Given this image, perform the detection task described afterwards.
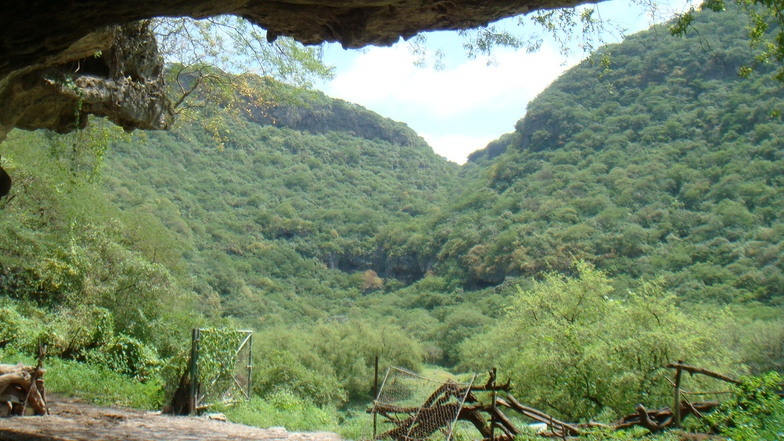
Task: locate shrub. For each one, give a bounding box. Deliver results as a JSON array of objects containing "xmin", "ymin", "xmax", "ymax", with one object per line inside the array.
[
  {"xmin": 459, "ymin": 262, "xmax": 741, "ymax": 420},
  {"xmin": 98, "ymin": 335, "xmax": 161, "ymax": 381},
  {"xmin": 224, "ymin": 392, "xmax": 338, "ymax": 432},
  {"xmin": 705, "ymin": 372, "xmax": 784, "ymax": 440},
  {"xmin": 0, "ymin": 306, "xmax": 26, "ymax": 348}
]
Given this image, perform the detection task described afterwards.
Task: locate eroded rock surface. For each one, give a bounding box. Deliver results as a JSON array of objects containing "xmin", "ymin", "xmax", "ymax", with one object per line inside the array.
[
  {"xmin": 0, "ymin": 395, "xmax": 344, "ymax": 441},
  {"xmin": 1, "ymin": 1, "xmax": 591, "ymax": 78},
  {"xmin": 0, "ymin": 22, "xmax": 172, "ymax": 143}
]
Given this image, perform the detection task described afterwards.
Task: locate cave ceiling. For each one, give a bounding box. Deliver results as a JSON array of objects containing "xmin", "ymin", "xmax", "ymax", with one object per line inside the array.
[{"xmin": 0, "ymin": 0, "xmax": 595, "ymax": 145}]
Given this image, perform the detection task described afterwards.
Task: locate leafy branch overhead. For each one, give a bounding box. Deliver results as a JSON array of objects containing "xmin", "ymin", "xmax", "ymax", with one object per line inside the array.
[
  {"xmin": 151, "ymin": 16, "xmax": 334, "ymax": 115},
  {"xmin": 671, "ymin": 0, "xmax": 784, "ymax": 79}
]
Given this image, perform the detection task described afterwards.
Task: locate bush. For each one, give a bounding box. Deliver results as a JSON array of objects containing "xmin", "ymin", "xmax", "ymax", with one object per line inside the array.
[
  {"xmin": 53, "ymin": 305, "xmax": 115, "ymax": 359},
  {"xmin": 0, "ymin": 305, "xmax": 27, "ymax": 348},
  {"xmin": 95, "ymin": 335, "xmax": 161, "ymax": 381},
  {"xmin": 224, "ymin": 392, "xmax": 338, "ymax": 432},
  {"xmin": 252, "ymin": 345, "xmax": 346, "ymax": 407},
  {"xmin": 458, "ymin": 262, "xmax": 741, "ymax": 420},
  {"xmin": 44, "ymin": 358, "xmax": 164, "ymax": 409},
  {"xmin": 705, "ymin": 372, "xmax": 784, "ymax": 440}
]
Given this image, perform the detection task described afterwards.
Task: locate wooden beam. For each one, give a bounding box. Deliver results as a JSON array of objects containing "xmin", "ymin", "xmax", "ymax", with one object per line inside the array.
[{"xmin": 666, "ymin": 363, "xmax": 741, "ymax": 385}]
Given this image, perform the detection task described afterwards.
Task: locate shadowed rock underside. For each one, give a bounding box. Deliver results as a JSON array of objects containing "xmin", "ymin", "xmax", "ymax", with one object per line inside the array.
[{"xmin": 0, "ymin": 0, "xmax": 596, "ymax": 142}]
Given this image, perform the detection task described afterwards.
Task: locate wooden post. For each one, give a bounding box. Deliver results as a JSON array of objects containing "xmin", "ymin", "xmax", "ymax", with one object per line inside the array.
[
  {"xmin": 490, "ymin": 368, "xmax": 497, "ymax": 441},
  {"xmin": 189, "ymin": 328, "xmax": 200, "ymax": 414},
  {"xmin": 673, "ymin": 360, "xmax": 683, "ymax": 428},
  {"xmin": 373, "ymin": 354, "xmax": 379, "ymax": 437},
  {"xmin": 247, "ymin": 332, "xmax": 253, "ymax": 401}
]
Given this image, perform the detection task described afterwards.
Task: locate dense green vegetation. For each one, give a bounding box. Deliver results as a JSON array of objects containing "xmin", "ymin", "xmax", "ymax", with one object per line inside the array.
[
  {"xmin": 416, "ymin": 6, "xmax": 784, "ymax": 306},
  {"xmin": 0, "ymin": 5, "xmax": 782, "ymax": 440}
]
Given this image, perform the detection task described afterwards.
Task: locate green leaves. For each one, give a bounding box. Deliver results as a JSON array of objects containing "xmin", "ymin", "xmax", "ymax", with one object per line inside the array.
[
  {"xmin": 152, "ymin": 16, "xmax": 333, "ymax": 115},
  {"xmin": 669, "ymin": 9, "xmax": 696, "ymax": 37},
  {"xmin": 460, "ymin": 263, "xmax": 740, "ymax": 421},
  {"xmin": 705, "ymin": 372, "xmax": 784, "ymax": 439}
]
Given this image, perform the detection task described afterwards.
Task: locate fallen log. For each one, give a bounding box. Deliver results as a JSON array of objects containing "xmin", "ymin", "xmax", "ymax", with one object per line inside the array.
[
  {"xmin": 613, "ymin": 402, "xmax": 719, "ymax": 431},
  {"xmin": 0, "ymin": 363, "xmax": 47, "ymax": 416}
]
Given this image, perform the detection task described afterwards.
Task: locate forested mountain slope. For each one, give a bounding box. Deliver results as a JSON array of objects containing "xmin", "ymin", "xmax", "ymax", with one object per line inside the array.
[
  {"xmin": 0, "ymin": 76, "xmax": 464, "ymax": 407},
  {"xmin": 396, "ymin": 7, "xmax": 784, "ymax": 304},
  {"xmin": 100, "ymin": 79, "xmax": 460, "ymax": 325}
]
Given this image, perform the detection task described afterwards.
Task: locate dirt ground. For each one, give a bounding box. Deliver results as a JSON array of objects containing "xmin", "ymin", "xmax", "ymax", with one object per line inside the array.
[{"xmin": 0, "ymin": 396, "xmax": 343, "ymax": 441}]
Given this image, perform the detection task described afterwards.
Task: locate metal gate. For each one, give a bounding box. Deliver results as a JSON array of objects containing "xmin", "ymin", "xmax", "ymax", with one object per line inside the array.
[{"xmin": 188, "ymin": 327, "xmax": 253, "ymax": 411}]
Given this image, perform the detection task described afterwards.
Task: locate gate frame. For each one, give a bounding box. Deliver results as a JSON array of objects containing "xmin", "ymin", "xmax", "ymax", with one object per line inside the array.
[{"xmin": 188, "ymin": 327, "xmax": 253, "ymax": 412}]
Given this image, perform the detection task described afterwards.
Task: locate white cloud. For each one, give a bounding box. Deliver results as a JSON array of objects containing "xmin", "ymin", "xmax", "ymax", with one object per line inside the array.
[
  {"xmin": 324, "ymin": 41, "xmax": 577, "ymax": 163},
  {"xmin": 421, "ymin": 132, "xmax": 497, "ymax": 164},
  {"xmin": 318, "ymin": 0, "xmax": 697, "ymax": 164},
  {"xmin": 328, "ymin": 43, "xmax": 572, "ymax": 119}
]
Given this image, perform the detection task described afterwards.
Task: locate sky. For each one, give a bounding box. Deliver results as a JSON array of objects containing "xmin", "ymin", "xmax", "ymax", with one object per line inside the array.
[{"xmin": 315, "ymin": 0, "xmax": 694, "ymax": 164}]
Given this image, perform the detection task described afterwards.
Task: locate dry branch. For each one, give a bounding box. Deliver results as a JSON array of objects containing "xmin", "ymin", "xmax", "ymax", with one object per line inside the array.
[
  {"xmin": 373, "ymin": 363, "xmax": 731, "ymax": 441},
  {"xmin": 500, "ymin": 395, "xmax": 581, "ymax": 436},
  {"xmin": 613, "ymin": 402, "xmax": 719, "ymax": 431},
  {"xmin": 376, "ymin": 402, "xmax": 462, "ymax": 441}
]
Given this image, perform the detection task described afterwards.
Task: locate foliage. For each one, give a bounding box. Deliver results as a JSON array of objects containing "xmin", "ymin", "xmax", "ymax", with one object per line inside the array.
[
  {"xmin": 152, "ymin": 16, "xmax": 333, "ymax": 120},
  {"xmin": 224, "ymin": 392, "xmax": 338, "ymax": 432},
  {"xmin": 98, "ymin": 335, "xmax": 162, "ymax": 382},
  {"xmin": 153, "ymin": 16, "xmax": 333, "ymax": 87},
  {"xmin": 0, "ymin": 122, "xmax": 200, "ymax": 377},
  {"xmin": 401, "ymin": 7, "xmax": 784, "ymax": 313},
  {"xmin": 0, "ymin": 345, "xmax": 169, "ymax": 410},
  {"xmin": 194, "ymin": 327, "xmax": 248, "ymax": 406},
  {"xmin": 99, "ymin": 70, "xmax": 459, "ymax": 331},
  {"xmin": 0, "ymin": 306, "xmax": 30, "ymax": 349},
  {"xmin": 704, "ymin": 372, "xmax": 784, "ymax": 439},
  {"xmin": 459, "ymin": 262, "xmax": 741, "ymax": 420},
  {"xmin": 250, "ymin": 319, "xmax": 423, "ymax": 407},
  {"xmin": 672, "ymin": 0, "xmax": 784, "ymax": 80},
  {"xmin": 1, "ymin": 7, "xmax": 783, "ymax": 432},
  {"xmin": 44, "ymin": 357, "xmax": 165, "ymax": 409}
]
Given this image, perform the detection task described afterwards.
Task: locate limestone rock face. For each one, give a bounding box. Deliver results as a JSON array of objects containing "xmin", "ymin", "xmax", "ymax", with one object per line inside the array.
[
  {"xmin": 0, "ymin": 22, "xmax": 172, "ymax": 143},
  {"xmin": 0, "ymin": 1, "xmax": 590, "ymax": 78}
]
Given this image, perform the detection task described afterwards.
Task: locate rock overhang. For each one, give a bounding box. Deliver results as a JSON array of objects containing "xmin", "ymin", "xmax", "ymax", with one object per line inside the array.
[{"xmin": 0, "ymin": 0, "xmax": 598, "ymax": 142}]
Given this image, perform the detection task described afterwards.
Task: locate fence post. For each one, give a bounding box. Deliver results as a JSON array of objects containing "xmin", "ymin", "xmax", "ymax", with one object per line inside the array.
[
  {"xmin": 247, "ymin": 332, "xmax": 253, "ymax": 401},
  {"xmin": 373, "ymin": 355, "xmax": 379, "ymax": 437},
  {"xmin": 673, "ymin": 360, "xmax": 683, "ymax": 428},
  {"xmin": 189, "ymin": 328, "xmax": 201, "ymax": 414},
  {"xmin": 490, "ymin": 367, "xmax": 497, "ymax": 441}
]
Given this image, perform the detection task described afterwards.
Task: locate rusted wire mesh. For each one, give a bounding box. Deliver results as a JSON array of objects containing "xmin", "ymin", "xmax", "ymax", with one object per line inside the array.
[{"xmin": 367, "ymin": 367, "xmax": 475, "ymax": 441}]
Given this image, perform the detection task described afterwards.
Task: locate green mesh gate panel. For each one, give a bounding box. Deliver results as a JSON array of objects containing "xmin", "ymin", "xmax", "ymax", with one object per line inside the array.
[{"xmin": 189, "ymin": 328, "xmax": 253, "ymax": 411}]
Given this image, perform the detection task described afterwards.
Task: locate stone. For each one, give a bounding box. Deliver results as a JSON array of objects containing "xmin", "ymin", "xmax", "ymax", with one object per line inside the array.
[{"xmin": 0, "ymin": 22, "xmax": 171, "ymax": 143}]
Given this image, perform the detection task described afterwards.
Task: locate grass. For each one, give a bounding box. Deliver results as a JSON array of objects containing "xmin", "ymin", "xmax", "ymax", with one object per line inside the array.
[
  {"xmin": 223, "ymin": 391, "xmax": 339, "ymax": 432},
  {"xmin": 44, "ymin": 358, "xmax": 164, "ymax": 409},
  {"xmin": 0, "ymin": 349, "xmax": 163, "ymax": 410}
]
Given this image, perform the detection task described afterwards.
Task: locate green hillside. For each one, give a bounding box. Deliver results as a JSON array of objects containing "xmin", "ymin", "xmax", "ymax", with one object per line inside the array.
[
  {"xmin": 101, "ymin": 79, "xmax": 460, "ymax": 326},
  {"xmin": 399, "ymin": 6, "xmax": 784, "ymax": 305}
]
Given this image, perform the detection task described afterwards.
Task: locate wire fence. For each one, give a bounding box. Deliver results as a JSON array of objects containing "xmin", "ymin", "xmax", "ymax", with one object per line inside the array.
[{"xmin": 367, "ymin": 367, "xmax": 476, "ymax": 441}]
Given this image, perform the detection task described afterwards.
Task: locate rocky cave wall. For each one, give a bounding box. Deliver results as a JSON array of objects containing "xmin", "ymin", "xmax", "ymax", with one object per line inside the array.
[{"xmin": 0, "ymin": 0, "xmax": 600, "ymax": 141}]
